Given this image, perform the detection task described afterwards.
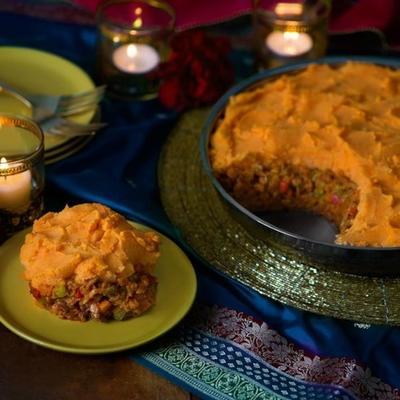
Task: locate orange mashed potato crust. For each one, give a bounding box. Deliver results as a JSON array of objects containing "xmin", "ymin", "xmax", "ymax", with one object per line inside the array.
[
  {"xmin": 211, "ymin": 62, "xmax": 400, "ymax": 247},
  {"xmin": 20, "ymin": 203, "xmax": 160, "ymax": 294}
]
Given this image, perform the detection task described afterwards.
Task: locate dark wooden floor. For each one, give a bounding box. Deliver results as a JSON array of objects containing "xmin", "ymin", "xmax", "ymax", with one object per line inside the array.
[{"xmin": 0, "ymin": 325, "xmax": 197, "ymax": 400}]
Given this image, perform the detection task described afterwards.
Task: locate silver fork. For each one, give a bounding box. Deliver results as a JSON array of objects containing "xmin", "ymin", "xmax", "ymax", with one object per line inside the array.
[
  {"xmin": 0, "ymin": 83, "xmax": 106, "ymax": 122},
  {"xmin": 41, "ymin": 117, "xmax": 107, "ymax": 137}
]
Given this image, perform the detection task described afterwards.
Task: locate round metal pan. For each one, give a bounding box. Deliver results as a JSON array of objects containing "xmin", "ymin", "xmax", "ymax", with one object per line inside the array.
[{"xmin": 200, "ymin": 56, "xmax": 400, "ymax": 277}]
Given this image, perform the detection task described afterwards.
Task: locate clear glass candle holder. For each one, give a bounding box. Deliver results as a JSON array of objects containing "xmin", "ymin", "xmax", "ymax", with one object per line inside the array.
[
  {"xmin": 0, "ymin": 114, "xmax": 44, "ymax": 243},
  {"xmin": 252, "ymin": 0, "xmax": 330, "ymax": 69},
  {"xmin": 96, "ymin": 0, "xmax": 175, "ymax": 99}
]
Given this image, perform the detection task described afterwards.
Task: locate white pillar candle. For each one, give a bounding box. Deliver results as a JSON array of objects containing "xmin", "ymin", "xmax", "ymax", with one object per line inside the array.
[
  {"xmin": 266, "ymin": 31, "xmax": 313, "ymax": 57},
  {"xmin": 0, "ymin": 157, "xmax": 31, "ymax": 213},
  {"xmin": 112, "ymin": 43, "xmax": 160, "ymax": 74}
]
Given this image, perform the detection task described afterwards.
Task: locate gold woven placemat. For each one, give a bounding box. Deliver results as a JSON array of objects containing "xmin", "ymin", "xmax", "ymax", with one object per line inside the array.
[{"xmin": 158, "ymin": 109, "xmax": 400, "ymax": 325}]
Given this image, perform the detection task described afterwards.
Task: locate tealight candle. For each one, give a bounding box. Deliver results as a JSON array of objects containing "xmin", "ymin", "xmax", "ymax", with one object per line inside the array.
[
  {"xmin": 0, "ymin": 114, "xmax": 44, "ymax": 243},
  {"xmin": 96, "ymin": 0, "xmax": 175, "ymax": 97},
  {"xmin": 0, "ymin": 157, "xmax": 31, "ymax": 212},
  {"xmin": 112, "ymin": 43, "xmax": 160, "ymax": 74},
  {"xmin": 266, "ymin": 31, "xmax": 313, "ymax": 57}
]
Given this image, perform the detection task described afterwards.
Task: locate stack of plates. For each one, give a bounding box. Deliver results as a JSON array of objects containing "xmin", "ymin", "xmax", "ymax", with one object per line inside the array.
[
  {"xmin": 0, "ymin": 47, "xmax": 100, "ymax": 164},
  {"xmin": 44, "ymin": 132, "xmax": 95, "ymax": 165}
]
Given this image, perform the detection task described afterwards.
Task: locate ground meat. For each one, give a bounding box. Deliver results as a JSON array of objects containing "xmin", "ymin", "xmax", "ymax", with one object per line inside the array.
[
  {"xmin": 29, "ymin": 272, "xmax": 157, "ymax": 322},
  {"xmin": 216, "ymin": 153, "xmax": 359, "ymax": 233}
]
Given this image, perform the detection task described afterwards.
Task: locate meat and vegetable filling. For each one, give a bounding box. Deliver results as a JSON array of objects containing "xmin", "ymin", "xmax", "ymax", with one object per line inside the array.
[
  {"xmin": 30, "ymin": 271, "xmax": 157, "ymax": 322},
  {"xmin": 216, "ymin": 154, "xmax": 359, "ymax": 233}
]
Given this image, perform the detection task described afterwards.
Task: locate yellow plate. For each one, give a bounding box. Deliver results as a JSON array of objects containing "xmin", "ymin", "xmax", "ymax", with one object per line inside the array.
[
  {"xmin": 0, "ymin": 46, "xmax": 96, "ymax": 151},
  {"xmin": 44, "ymin": 135, "xmax": 94, "ymax": 165},
  {"xmin": 0, "ymin": 222, "xmax": 197, "ymax": 354}
]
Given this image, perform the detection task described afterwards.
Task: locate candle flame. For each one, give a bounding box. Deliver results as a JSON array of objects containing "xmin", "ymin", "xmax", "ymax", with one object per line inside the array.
[
  {"xmin": 132, "ymin": 8, "xmax": 143, "ymax": 29},
  {"xmin": 127, "ymin": 44, "xmax": 138, "ymax": 58},
  {"xmin": 0, "ymin": 157, "xmax": 7, "ymax": 168},
  {"xmin": 132, "ymin": 17, "xmax": 142, "ymax": 29}
]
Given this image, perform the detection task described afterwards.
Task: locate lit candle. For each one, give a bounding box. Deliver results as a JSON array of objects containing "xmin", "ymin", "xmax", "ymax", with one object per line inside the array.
[
  {"xmin": 266, "ymin": 31, "xmax": 313, "ymax": 57},
  {"xmin": 0, "ymin": 157, "xmax": 31, "ymax": 213},
  {"xmin": 112, "ymin": 43, "xmax": 160, "ymax": 74}
]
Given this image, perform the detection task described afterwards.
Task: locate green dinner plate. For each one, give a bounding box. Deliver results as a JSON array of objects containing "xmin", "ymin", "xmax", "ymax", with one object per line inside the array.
[
  {"xmin": 44, "ymin": 135, "xmax": 94, "ymax": 165},
  {"xmin": 0, "ymin": 46, "xmax": 96, "ymax": 151},
  {"xmin": 0, "ymin": 222, "xmax": 197, "ymax": 354}
]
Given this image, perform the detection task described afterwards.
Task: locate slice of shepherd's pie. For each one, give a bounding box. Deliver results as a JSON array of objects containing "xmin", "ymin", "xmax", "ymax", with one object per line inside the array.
[{"xmin": 20, "ymin": 203, "xmax": 160, "ymax": 322}]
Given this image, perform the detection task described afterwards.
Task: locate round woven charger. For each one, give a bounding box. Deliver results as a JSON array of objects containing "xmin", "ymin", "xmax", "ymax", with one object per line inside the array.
[{"xmin": 158, "ymin": 109, "xmax": 400, "ymax": 325}]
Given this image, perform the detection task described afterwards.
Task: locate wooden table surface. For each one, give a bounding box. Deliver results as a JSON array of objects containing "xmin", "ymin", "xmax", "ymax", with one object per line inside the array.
[{"xmin": 1, "ymin": 325, "xmax": 197, "ymax": 400}]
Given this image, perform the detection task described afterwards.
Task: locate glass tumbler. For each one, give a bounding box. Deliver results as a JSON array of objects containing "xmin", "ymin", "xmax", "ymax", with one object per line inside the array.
[
  {"xmin": 252, "ymin": 0, "xmax": 330, "ymax": 69},
  {"xmin": 96, "ymin": 0, "xmax": 175, "ymax": 98},
  {"xmin": 0, "ymin": 114, "xmax": 44, "ymax": 243}
]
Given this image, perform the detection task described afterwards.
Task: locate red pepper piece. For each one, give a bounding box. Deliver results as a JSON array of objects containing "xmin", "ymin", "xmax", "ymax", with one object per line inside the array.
[
  {"xmin": 75, "ymin": 288, "xmax": 84, "ymax": 299},
  {"xmin": 30, "ymin": 287, "xmax": 41, "ymax": 300},
  {"xmin": 279, "ymin": 180, "xmax": 289, "ymax": 194},
  {"xmin": 147, "ymin": 275, "xmax": 157, "ymax": 285},
  {"xmin": 348, "ymin": 206, "xmax": 357, "ymax": 218},
  {"xmin": 331, "ymin": 194, "xmax": 341, "ymax": 205}
]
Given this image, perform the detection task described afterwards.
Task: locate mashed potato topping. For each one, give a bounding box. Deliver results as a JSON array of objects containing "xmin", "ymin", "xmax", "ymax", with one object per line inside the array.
[
  {"xmin": 211, "ymin": 62, "xmax": 400, "ymax": 247},
  {"xmin": 21, "ymin": 203, "xmax": 160, "ymax": 294}
]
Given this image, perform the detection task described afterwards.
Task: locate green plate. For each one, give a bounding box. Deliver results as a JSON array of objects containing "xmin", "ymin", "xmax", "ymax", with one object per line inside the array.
[
  {"xmin": 44, "ymin": 135, "xmax": 94, "ymax": 165},
  {"xmin": 0, "ymin": 222, "xmax": 197, "ymax": 354},
  {"xmin": 0, "ymin": 46, "xmax": 96, "ymax": 151}
]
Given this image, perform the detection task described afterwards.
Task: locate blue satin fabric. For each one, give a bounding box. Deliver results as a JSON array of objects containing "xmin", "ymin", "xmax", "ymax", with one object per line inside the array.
[{"xmin": 1, "ymin": 12, "xmax": 399, "ymax": 390}]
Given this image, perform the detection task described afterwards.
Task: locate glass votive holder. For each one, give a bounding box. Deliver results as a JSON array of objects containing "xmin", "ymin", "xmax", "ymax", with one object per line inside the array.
[
  {"xmin": 0, "ymin": 114, "xmax": 44, "ymax": 243},
  {"xmin": 96, "ymin": 0, "xmax": 175, "ymax": 99},
  {"xmin": 252, "ymin": 0, "xmax": 330, "ymax": 69}
]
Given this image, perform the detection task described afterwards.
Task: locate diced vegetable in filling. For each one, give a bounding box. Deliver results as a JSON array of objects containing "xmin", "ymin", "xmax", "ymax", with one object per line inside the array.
[
  {"xmin": 216, "ymin": 154, "xmax": 359, "ymax": 232},
  {"xmin": 29, "ymin": 272, "xmax": 157, "ymax": 322}
]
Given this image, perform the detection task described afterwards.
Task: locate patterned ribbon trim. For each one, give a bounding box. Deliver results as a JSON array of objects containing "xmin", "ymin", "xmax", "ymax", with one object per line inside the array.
[
  {"xmin": 187, "ymin": 305, "xmax": 400, "ymax": 400},
  {"xmin": 139, "ymin": 327, "xmax": 356, "ymax": 400},
  {"xmin": 136, "ymin": 304, "xmax": 399, "ymax": 400}
]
